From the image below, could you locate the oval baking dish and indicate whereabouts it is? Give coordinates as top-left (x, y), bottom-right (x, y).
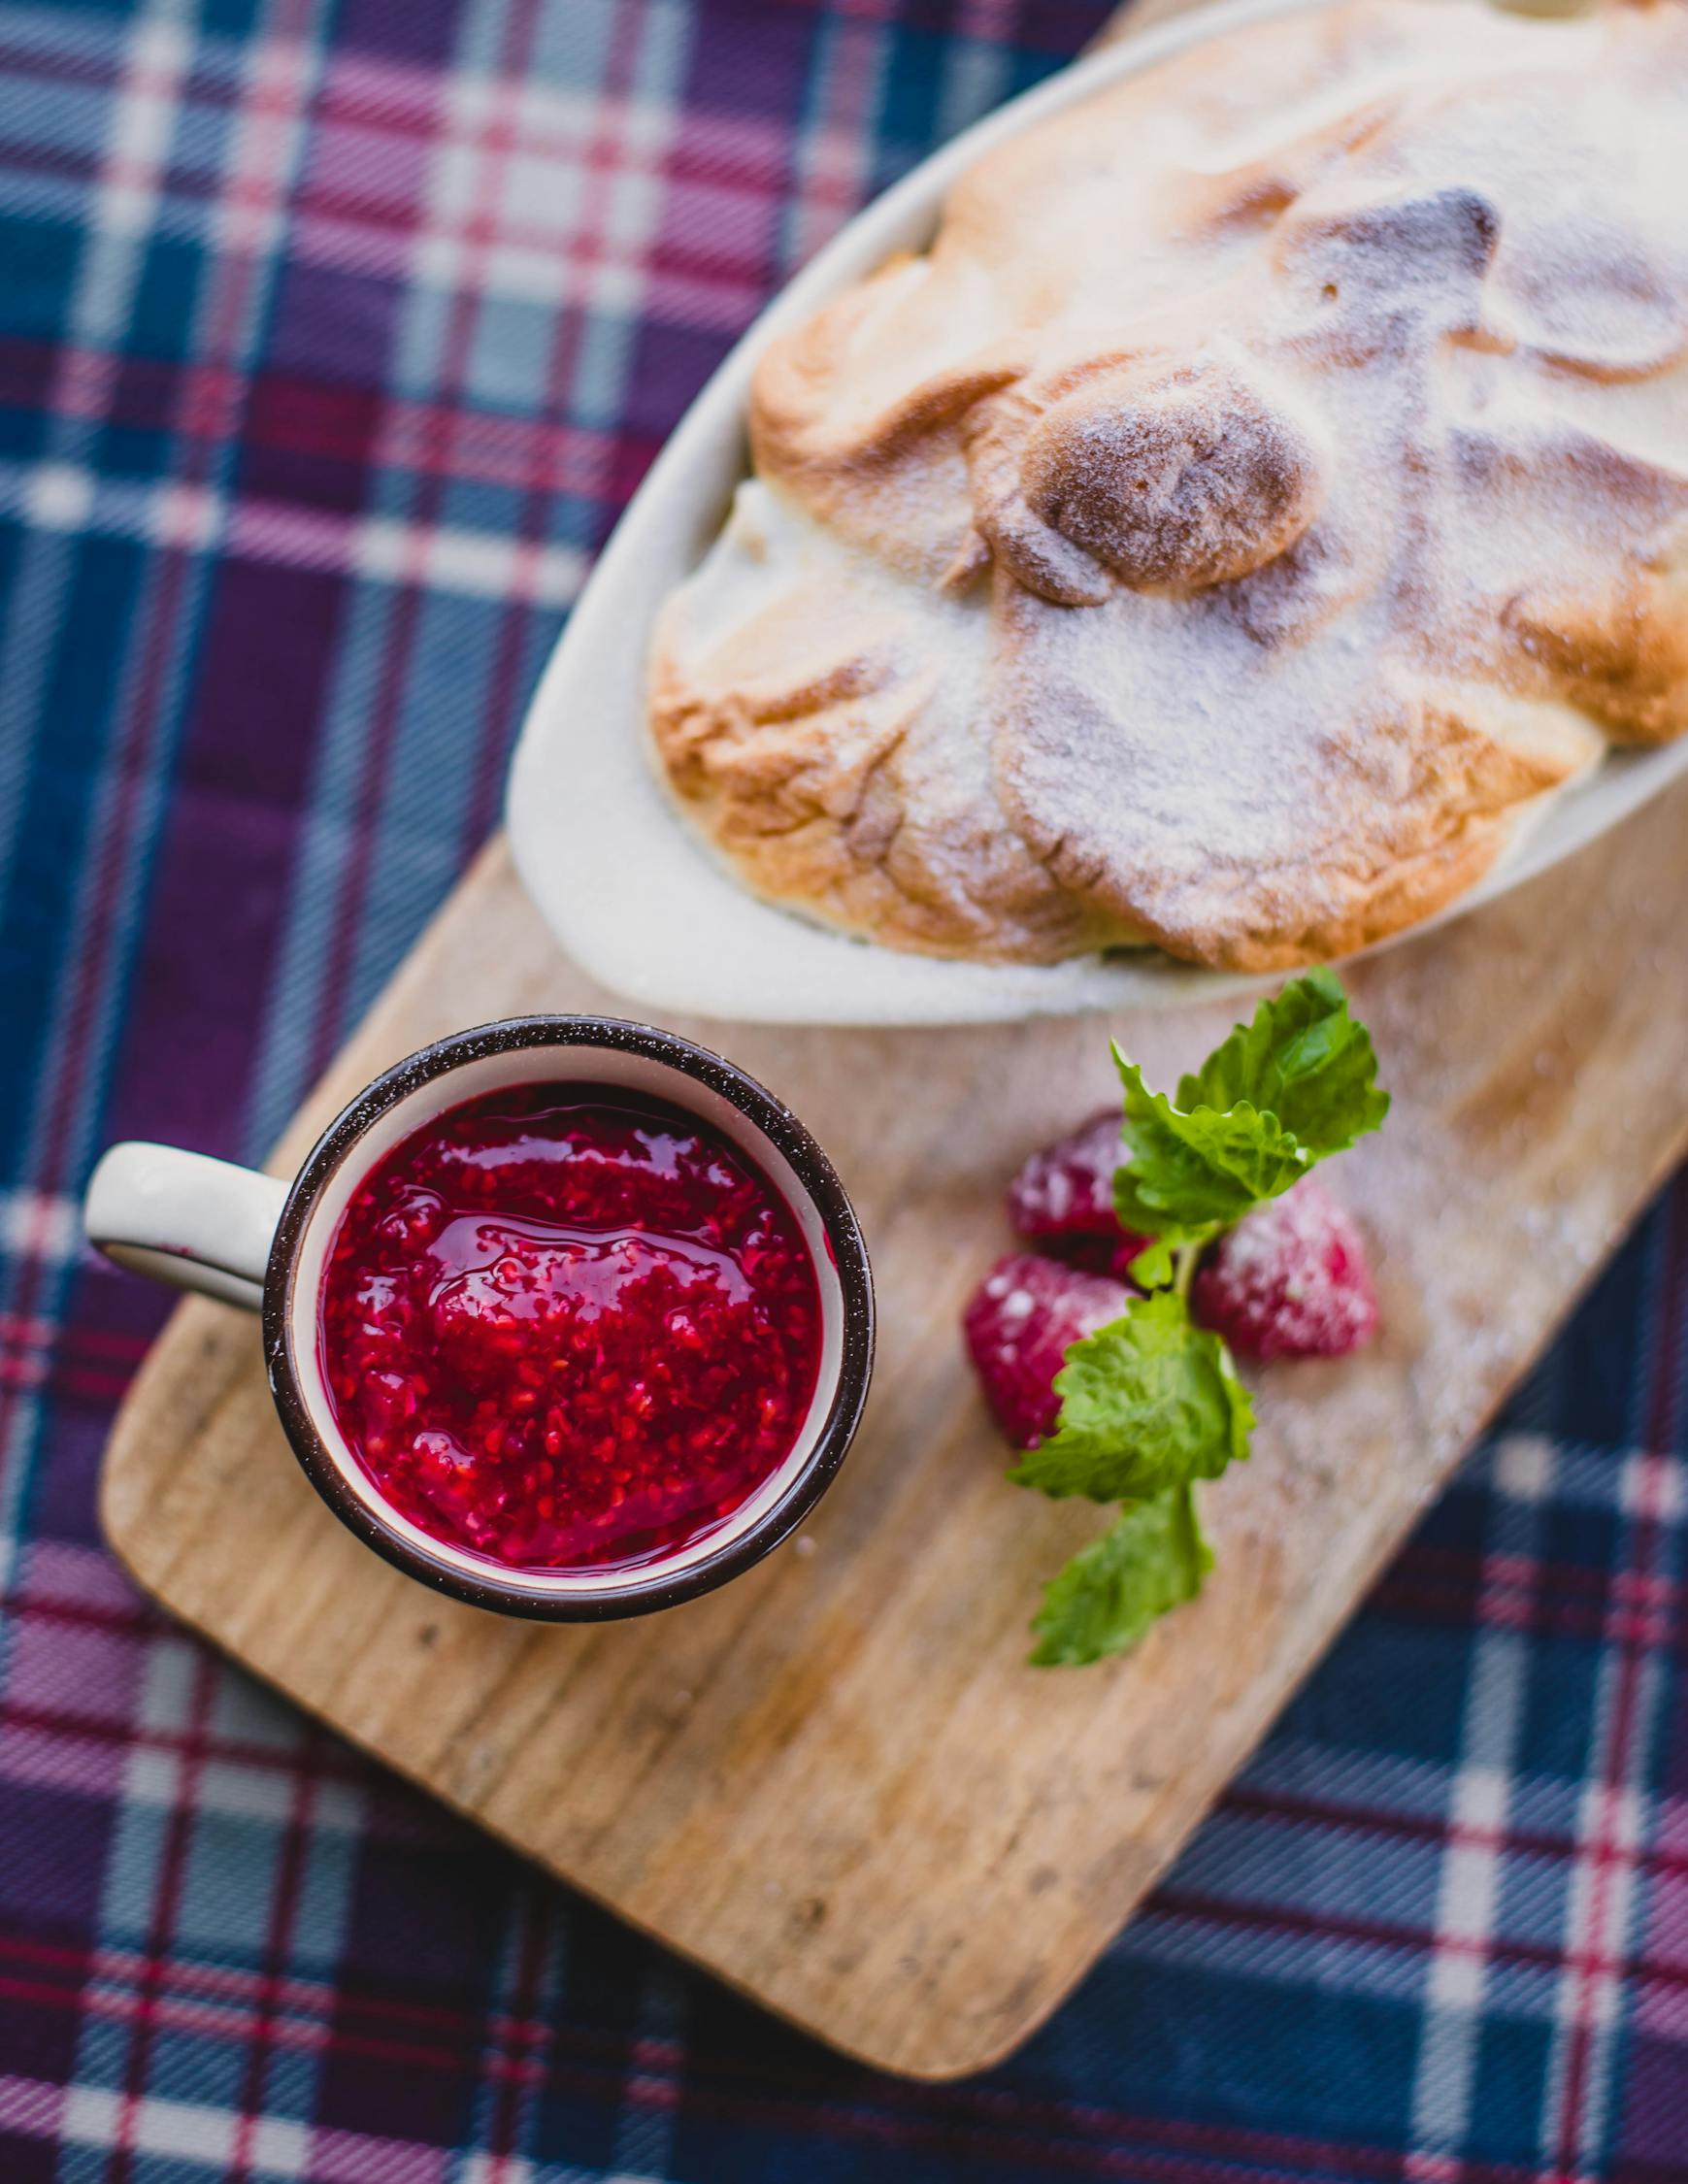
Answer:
top-left (506, 0), bottom-right (1688, 1027)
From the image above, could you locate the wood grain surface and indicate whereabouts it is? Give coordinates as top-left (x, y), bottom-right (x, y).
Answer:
top-left (97, 0), bottom-right (1688, 2082)
top-left (102, 778), bottom-right (1688, 2078)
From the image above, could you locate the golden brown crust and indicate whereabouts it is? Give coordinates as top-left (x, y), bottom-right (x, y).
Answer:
top-left (649, 0), bottom-right (1688, 973)
top-left (649, 564), bottom-right (1123, 960)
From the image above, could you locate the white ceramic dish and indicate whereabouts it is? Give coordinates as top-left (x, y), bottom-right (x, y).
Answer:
top-left (506, 0), bottom-right (1688, 1027)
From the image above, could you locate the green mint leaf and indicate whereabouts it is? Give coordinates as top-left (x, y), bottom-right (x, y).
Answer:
top-left (1009, 1290), bottom-right (1253, 1505)
top-left (1111, 1055), bottom-right (1310, 1239)
top-left (1175, 968), bottom-right (1390, 1158)
top-left (1126, 1236), bottom-right (1175, 1290)
top-left (1029, 1485), bottom-right (1213, 1667)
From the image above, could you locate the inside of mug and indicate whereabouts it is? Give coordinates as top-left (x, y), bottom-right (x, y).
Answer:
top-left (284, 1039), bottom-right (849, 1598)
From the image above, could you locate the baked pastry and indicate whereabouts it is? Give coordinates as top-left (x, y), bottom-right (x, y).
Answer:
top-left (649, 0), bottom-right (1688, 973)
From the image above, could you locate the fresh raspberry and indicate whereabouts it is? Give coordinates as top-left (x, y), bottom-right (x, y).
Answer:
top-left (1190, 1179), bottom-right (1377, 1362)
top-left (962, 1251), bottom-right (1135, 1448)
top-left (1007, 1109), bottom-right (1119, 1239)
top-left (1006, 1109), bottom-right (1151, 1274)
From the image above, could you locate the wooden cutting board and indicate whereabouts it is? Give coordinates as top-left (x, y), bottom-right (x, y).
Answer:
top-left (98, 0), bottom-right (1688, 2082)
top-left (103, 784), bottom-right (1688, 2079)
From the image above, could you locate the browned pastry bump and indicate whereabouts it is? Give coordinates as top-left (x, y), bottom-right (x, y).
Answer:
top-left (649, 0), bottom-right (1688, 973)
top-left (1018, 353), bottom-right (1327, 594)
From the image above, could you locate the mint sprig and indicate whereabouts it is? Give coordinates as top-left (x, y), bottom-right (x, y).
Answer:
top-left (1110, 968), bottom-right (1389, 1246)
top-left (1010, 1291), bottom-right (1252, 1506)
top-left (1020, 971), bottom-right (1388, 1669)
top-left (1030, 1487), bottom-right (1212, 1668)
top-left (1176, 965), bottom-right (1390, 1155)
top-left (1111, 1066), bottom-right (1308, 1243)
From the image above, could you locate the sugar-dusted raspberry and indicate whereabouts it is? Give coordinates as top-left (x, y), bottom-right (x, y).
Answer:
top-left (1007, 1109), bottom-right (1118, 1239)
top-left (962, 1251), bottom-right (1135, 1449)
top-left (1191, 1179), bottom-right (1377, 1362)
top-left (1006, 1109), bottom-right (1151, 1274)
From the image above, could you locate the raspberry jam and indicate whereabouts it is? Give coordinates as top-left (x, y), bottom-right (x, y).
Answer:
top-left (316, 1084), bottom-right (825, 1573)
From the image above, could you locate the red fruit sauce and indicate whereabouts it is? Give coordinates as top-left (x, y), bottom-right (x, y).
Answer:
top-left (316, 1084), bottom-right (824, 1573)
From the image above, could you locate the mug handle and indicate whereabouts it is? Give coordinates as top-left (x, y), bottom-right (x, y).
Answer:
top-left (83, 1143), bottom-right (290, 1313)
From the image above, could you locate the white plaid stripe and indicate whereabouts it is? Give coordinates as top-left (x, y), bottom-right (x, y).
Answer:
top-left (780, 15), bottom-right (885, 270)
top-left (1, 2070), bottom-right (453, 2178)
top-left (0, 1190), bottom-right (83, 1269)
top-left (605, 1962), bottom-right (684, 2183)
top-left (0, 0), bottom-right (193, 908)
top-left (1537, 1445), bottom-right (1678, 2175)
top-left (1404, 1667), bottom-right (1530, 2173)
top-left (935, 1), bottom-right (1021, 140)
top-left (0, 456), bottom-right (588, 604)
top-left (450, 1880), bottom-right (558, 2184)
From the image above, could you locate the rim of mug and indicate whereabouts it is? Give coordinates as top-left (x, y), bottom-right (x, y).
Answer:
top-left (260, 1015), bottom-right (876, 1620)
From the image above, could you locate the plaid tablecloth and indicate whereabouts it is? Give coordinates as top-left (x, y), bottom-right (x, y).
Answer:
top-left (1, 0), bottom-right (1686, 2176)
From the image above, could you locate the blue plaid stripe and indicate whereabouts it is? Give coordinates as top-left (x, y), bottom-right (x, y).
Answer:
top-left (1, 0), bottom-right (1686, 2176)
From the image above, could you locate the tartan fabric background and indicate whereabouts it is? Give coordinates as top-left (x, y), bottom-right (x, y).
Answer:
top-left (0, 0), bottom-right (1685, 2175)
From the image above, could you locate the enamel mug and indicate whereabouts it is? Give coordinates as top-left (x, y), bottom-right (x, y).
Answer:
top-left (84, 1016), bottom-right (874, 1619)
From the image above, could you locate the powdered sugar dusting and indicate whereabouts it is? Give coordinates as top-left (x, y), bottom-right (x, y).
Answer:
top-left (1192, 1177), bottom-right (1379, 1360)
top-left (654, 0), bottom-right (1688, 973)
top-left (1005, 1107), bottom-right (1124, 1241)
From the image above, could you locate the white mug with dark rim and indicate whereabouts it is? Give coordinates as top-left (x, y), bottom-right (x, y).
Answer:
top-left (84, 1017), bottom-right (875, 1620)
